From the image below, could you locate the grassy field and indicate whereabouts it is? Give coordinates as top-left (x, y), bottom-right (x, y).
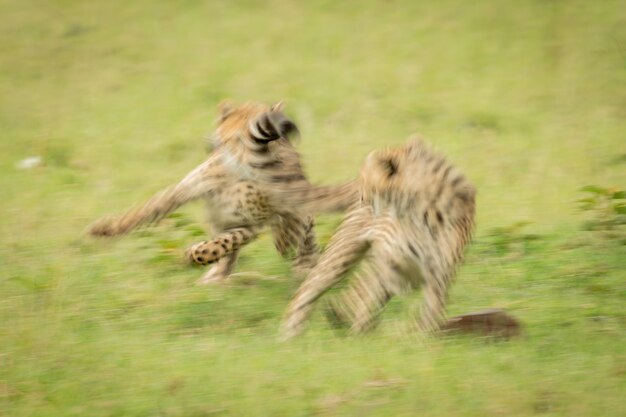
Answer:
top-left (1, 0), bottom-right (625, 416)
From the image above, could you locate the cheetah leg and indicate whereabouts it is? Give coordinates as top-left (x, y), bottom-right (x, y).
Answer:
top-left (196, 248), bottom-right (241, 285)
top-left (325, 256), bottom-right (396, 334)
top-left (292, 216), bottom-right (320, 278)
top-left (414, 264), bottom-right (452, 333)
top-left (88, 160), bottom-right (223, 237)
top-left (271, 214), bottom-right (320, 279)
top-left (185, 227), bottom-right (258, 266)
top-left (271, 215), bottom-right (297, 258)
top-left (279, 207), bottom-right (372, 341)
top-left (271, 213), bottom-right (306, 258)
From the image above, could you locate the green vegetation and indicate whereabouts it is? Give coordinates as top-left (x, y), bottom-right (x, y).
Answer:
top-left (1, 0), bottom-right (624, 415)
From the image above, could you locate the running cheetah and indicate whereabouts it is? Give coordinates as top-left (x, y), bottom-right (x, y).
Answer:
top-left (88, 101), bottom-right (357, 283)
top-left (280, 138), bottom-right (476, 340)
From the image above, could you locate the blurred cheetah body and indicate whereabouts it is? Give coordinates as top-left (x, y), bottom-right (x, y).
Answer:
top-left (88, 102), bottom-right (357, 283)
top-left (280, 138), bottom-right (476, 339)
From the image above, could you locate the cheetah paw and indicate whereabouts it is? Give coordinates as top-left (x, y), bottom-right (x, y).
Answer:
top-left (185, 241), bottom-right (227, 266)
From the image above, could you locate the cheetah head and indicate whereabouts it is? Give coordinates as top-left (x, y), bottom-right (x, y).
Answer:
top-left (214, 100), bottom-right (299, 150)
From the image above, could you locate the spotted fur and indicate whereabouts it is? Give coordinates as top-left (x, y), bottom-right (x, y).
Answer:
top-left (280, 138), bottom-right (476, 340)
top-left (88, 101), bottom-right (357, 283)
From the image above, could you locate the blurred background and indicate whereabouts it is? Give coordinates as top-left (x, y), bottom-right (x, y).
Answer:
top-left (1, 1), bottom-right (624, 416)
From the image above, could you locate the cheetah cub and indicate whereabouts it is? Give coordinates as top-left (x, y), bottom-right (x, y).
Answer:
top-left (280, 138), bottom-right (476, 340)
top-left (88, 101), bottom-right (357, 283)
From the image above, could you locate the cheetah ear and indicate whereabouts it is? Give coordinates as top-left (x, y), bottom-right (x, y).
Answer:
top-left (271, 100), bottom-right (285, 112)
top-left (382, 157), bottom-right (398, 177)
top-left (218, 100), bottom-right (235, 122)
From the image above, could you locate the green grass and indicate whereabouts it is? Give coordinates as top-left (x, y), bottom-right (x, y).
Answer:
top-left (1, 0), bottom-right (625, 416)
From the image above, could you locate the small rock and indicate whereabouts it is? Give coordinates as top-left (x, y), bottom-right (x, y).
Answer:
top-left (16, 156), bottom-right (43, 170)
